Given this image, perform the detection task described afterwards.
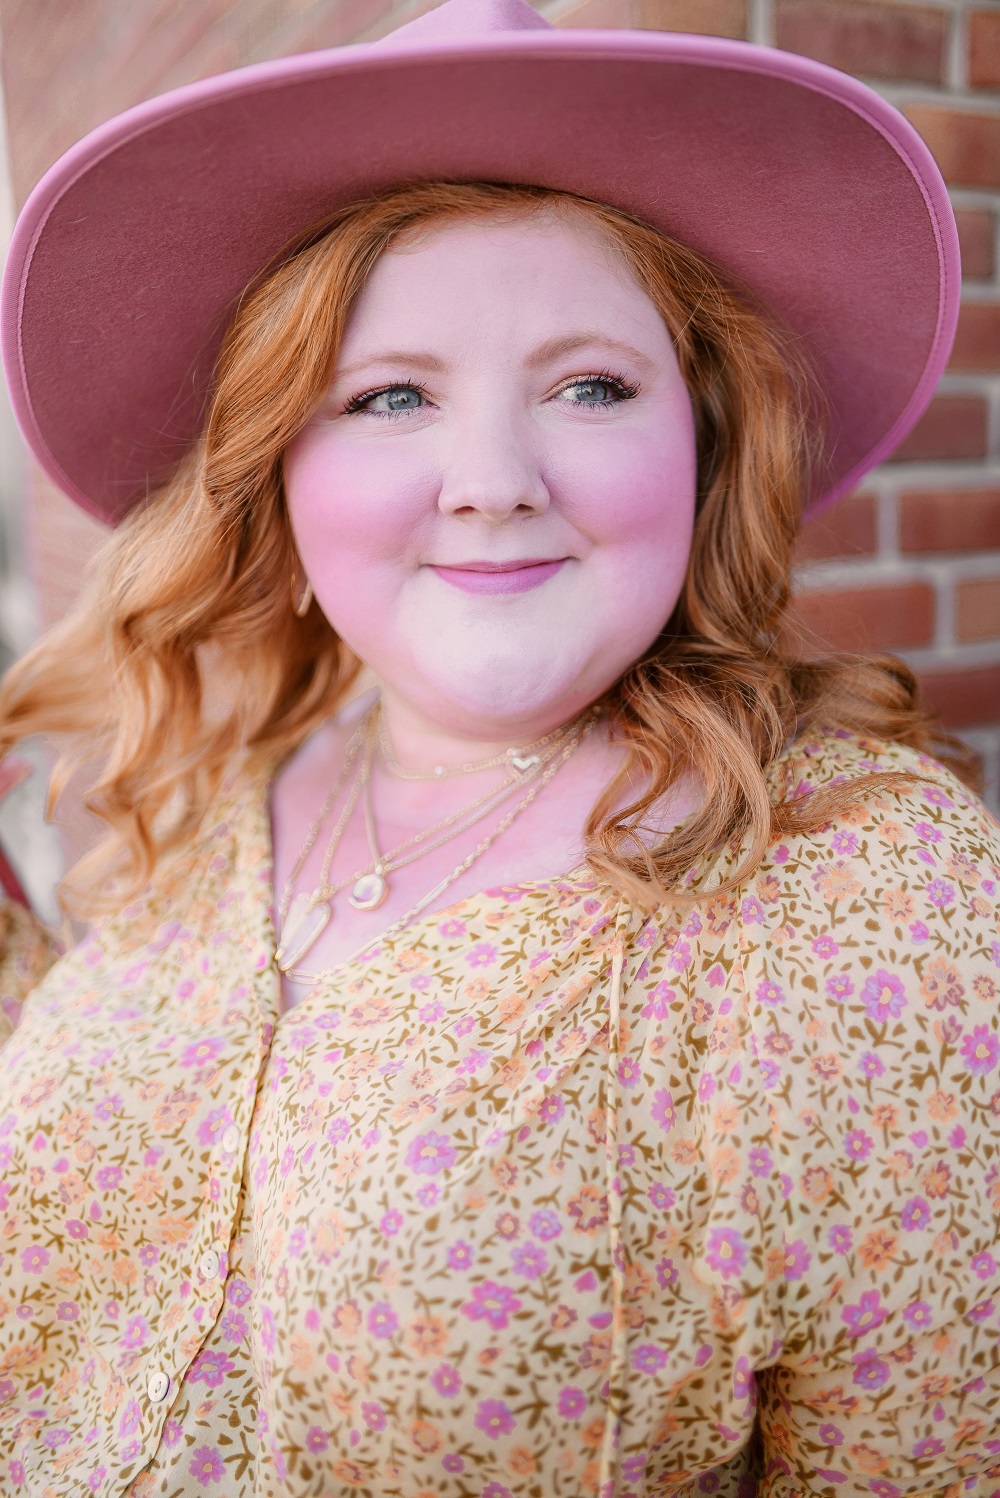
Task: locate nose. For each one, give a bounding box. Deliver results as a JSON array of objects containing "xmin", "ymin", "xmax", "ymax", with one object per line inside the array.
[{"xmin": 436, "ymin": 407, "xmax": 550, "ymax": 522}]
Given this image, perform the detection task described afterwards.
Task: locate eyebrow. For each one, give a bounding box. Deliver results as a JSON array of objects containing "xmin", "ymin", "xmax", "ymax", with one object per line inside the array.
[{"xmin": 334, "ymin": 333, "xmax": 654, "ymax": 383}]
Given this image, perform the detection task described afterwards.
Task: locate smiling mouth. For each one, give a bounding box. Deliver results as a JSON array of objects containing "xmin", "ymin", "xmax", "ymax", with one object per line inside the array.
[{"xmin": 428, "ymin": 559, "xmax": 568, "ymax": 595}]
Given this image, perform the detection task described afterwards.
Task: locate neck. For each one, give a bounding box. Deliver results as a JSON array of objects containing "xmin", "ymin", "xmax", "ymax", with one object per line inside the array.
[{"xmin": 376, "ymin": 688, "xmax": 589, "ymax": 775}]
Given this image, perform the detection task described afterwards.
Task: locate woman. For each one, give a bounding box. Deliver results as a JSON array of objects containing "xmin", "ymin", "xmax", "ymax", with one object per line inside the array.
[{"xmin": 0, "ymin": 1, "xmax": 996, "ymax": 1494}]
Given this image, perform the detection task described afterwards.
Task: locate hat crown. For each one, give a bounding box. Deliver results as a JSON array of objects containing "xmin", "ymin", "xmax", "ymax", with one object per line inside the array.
[{"xmin": 381, "ymin": 0, "xmax": 552, "ymax": 47}]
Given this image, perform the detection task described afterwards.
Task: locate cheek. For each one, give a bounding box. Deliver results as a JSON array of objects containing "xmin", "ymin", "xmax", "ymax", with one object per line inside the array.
[{"xmin": 283, "ymin": 425, "xmax": 435, "ymax": 563}]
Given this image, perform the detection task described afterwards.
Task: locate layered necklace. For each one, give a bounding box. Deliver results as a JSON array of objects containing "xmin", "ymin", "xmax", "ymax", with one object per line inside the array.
[{"xmin": 275, "ymin": 702, "xmax": 595, "ymax": 976}]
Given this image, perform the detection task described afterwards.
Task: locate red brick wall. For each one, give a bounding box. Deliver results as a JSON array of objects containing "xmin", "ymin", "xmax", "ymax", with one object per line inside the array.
[{"xmin": 1, "ymin": 0, "xmax": 999, "ymax": 803}]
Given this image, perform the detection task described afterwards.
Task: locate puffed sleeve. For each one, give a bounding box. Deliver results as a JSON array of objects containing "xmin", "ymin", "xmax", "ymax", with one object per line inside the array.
[
  {"xmin": 739, "ymin": 746, "xmax": 1000, "ymax": 1495},
  {"xmin": 0, "ymin": 899, "xmax": 60, "ymax": 1047}
]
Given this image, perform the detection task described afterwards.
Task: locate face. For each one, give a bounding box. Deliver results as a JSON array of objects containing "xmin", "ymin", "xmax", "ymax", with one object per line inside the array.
[{"xmin": 283, "ymin": 209, "xmax": 697, "ymax": 737}]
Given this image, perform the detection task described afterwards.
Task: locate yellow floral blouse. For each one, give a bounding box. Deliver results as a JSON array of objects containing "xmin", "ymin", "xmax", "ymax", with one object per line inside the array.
[{"xmin": 0, "ymin": 729, "xmax": 997, "ymax": 1498}]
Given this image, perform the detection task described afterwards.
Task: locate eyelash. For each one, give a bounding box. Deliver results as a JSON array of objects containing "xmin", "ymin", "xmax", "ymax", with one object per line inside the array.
[{"xmin": 341, "ymin": 368, "xmax": 641, "ymax": 418}]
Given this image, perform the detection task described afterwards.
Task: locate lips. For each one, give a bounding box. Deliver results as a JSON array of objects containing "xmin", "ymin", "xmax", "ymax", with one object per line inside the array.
[{"xmin": 428, "ymin": 558, "xmax": 567, "ymax": 595}]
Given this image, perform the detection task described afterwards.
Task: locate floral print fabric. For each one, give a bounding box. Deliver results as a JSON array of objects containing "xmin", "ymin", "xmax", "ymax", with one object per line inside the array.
[{"xmin": 0, "ymin": 729, "xmax": 997, "ymax": 1497}]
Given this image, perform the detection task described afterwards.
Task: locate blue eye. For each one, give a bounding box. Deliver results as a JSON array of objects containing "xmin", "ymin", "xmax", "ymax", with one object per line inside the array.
[
  {"xmin": 345, "ymin": 384, "xmax": 428, "ymax": 417},
  {"xmin": 557, "ymin": 373, "xmax": 639, "ymax": 406}
]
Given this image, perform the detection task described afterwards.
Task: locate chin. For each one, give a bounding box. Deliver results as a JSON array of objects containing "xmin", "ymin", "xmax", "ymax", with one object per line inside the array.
[{"xmin": 412, "ymin": 641, "xmax": 596, "ymax": 732}]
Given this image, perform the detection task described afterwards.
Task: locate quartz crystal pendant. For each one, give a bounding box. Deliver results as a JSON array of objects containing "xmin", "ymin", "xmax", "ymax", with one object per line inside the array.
[
  {"xmin": 349, "ymin": 870, "xmax": 389, "ymax": 911},
  {"xmin": 275, "ymin": 892, "xmax": 332, "ymax": 972}
]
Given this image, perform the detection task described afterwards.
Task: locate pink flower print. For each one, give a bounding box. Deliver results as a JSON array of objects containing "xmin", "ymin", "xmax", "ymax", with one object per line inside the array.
[
  {"xmin": 439, "ymin": 919, "xmax": 466, "ymax": 938},
  {"xmin": 474, "ymin": 1399, "xmax": 516, "ymax": 1439},
  {"xmin": 190, "ymin": 1350, "xmax": 235, "ymax": 1388},
  {"xmin": 830, "ymin": 830, "xmax": 859, "ymax": 856},
  {"xmin": 825, "ymin": 974, "xmax": 854, "ymax": 1003},
  {"xmin": 120, "ymin": 1315, "xmax": 149, "ymax": 1350},
  {"xmin": 828, "ymin": 1224, "xmax": 852, "ymax": 1254},
  {"xmin": 967, "ymin": 1298, "xmax": 995, "ymax": 1324},
  {"xmin": 462, "ymin": 1281, "xmax": 522, "ymax": 1330},
  {"xmin": 189, "ymin": 1446, "xmax": 225, "ymax": 1484},
  {"xmin": 447, "ymin": 1239, "xmax": 475, "ymax": 1271},
  {"xmin": 755, "ymin": 979, "xmax": 785, "ymax": 1007},
  {"xmin": 197, "ymin": 1107, "xmax": 234, "ymax": 1150},
  {"xmin": 913, "ymin": 1436, "xmax": 945, "ymax": 1460},
  {"xmin": 631, "ymin": 1343, "xmax": 668, "ymax": 1374},
  {"xmin": 180, "ymin": 1037, "xmax": 224, "ymax": 1068},
  {"xmin": 453, "ymin": 1014, "xmax": 477, "ymax": 1036},
  {"xmin": 456, "ymin": 1048, "xmax": 490, "ymax": 1076},
  {"xmin": 844, "ymin": 1128, "xmax": 874, "ymax": 1162},
  {"xmin": 961, "ymin": 1025, "xmax": 1000, "ymax": 1076},
  {"xmin": 56, "ymin": 1301, "xmax": 79, "ymax": 1321},
  {"xmin": 259, "ymin": 1305, "xmax": 276, "ymax": 1355},
  {"xmin": 19, "ymin": 1245, "xmax": 49, "ymax": 1274},
  {"xmin": 118, "ymin": 1399, "xmax": 142, "ymax": 1438},
  {"xmin": 405, "ymin": 1132, "xmax": 456, "ymax": 1175},
  {"xmin": 811, "ymin": 935, "xmax": 839, "ymax": 958},
  {"xmin": 416, "ymin": 1183, "xmax": 439, "ymax": 1209},
  {"xmin": 219, "ymin": 1311, "xmax": 247, "ymax": 1343},
  {"xmin": 65, "ymin": 1219, "xmax": 88, "ymax": 1240},
  {"xmin": 704, "ymin": 1228, "xmax": 748, "ymax": 1280},
  {"xmin": 367, "ymin": 1302, "xmax": 399, "ymax": 1340},
  {"xmin": 900, "ymin": 1196, "xmax": 931, "ymax": 1231},
  {"xmin": 529, "ymin": 1210, "xmax": 561, "ymax": 1241},
  {"xmin": 511, "ymin": 1242, "xmax": 548, "ymax": 1279},
  {"xmin": 925, "ymin": 879, "xmax": 955, "ymax": 909},
  {"xmin": 557, "ymin": 1386, "xmax": 587, "ymax": 1419},
  {"xmin": 482, "ymin": 1484, "xmax": 513, "ymax": 1498},
  {"xmin": 642, "ymin": 981, "xmax": 674, "ymax": 1020},
  {"xmin": 138, "ymin": 1242, "xmax": 159, "ymax": 1266},
  {"xmin": 465, "ymin": 943, "xmax": 497, "ymax": 968},
  {"xmin": 361, "ymin": 1401, "xmax": 387, "ymax": 1430},
  {"xmin": 757, "ymin": 1058, "xmax": 780, "ymax": 1089},
  {"xmin": 741, "ymin": 896, "xmax": 766, "ymax": 925},
  {"xmin": 159, "ymin": 1417, "xmax": 182, "ymax": 1446},
  {"xmin": 902, "ymin": 1299, "xmax": 933, "ymax": 1330},
  {"xmin": 862, "ymin": 969, "xmax": 907, "ymax": 1023},
  {"xmin": 732, "ymin": 1355, "xmax": 755, "ymax": 1408},
  {"xmin": 858, "ymin": 1051, "xmax": 884, "ymax": 1078},
  {"xmin": 914, "ymin": 822, "xmax": 943, "ymax": 843},
  {"xmin": 818, "ymin": 1424, "xmax": 844, "ymax": 1447},
  {"xmin": 380, "ymin": 1209, "xmax": 403, "ymax": 1238},
  {"xmin": 782, "ymin": 1239, "xmax": 811, "ymax": 1281},
  {"xmin": 227, "ymin": 1276, "xmax": 251, "ymax": 1307},
  {"xmin": 972, "ymin": 1252, "xmax": 997, "ymax": 1280},
  {"xmin": 651, "ymin": 1088, "xmax": 675, "ymax": 1132},
  {"xmin": 418, "ymin": 1000, "xmax": 445, "ymax": 1024},
  {"xmin": 655, "ymin": 1256, "xmax": 679, "ymax": 1289},
  {"xmin": 442, "ymin": 1454, "xmax": 465, "ymax": 1473},
  {"xmin": 496, "ymin": 1211, "xmax": 520, "ymax": 1240},
  {"xmin": 667, "ymin": 940, "xmax": 691, "ymax": 972},
  {"xmin": 841, "ymin": 1290, "xmax": 887, "ymax": 1338},
  {"xmin": 648, "ymin": 1183, "xmax": 675, "ymax": 1211},
  {"xmin": 538, "ymin": 1094, "xmax": 565, "ymax": 1125},
  {"xmin": 617, "ymin": 1057, "xmax": 642, "ymax": 1089},
  {"xmin": 305, "ymin": 1427, "xmax": 329, "ymax": 1453},
  {"xmin": 326, "ymin": 1117, "xmax": 350, "ymax": 1145},
  {"xmin": 748, "ymin": 1146, "xmax": 773, "ymax": 1178},
  {"xmin": 10, "ymin": 1460, "xmax": 26, "ymax": 1486},
  {"xmin": 852, "ymin": 1348, "xmax": 891, "ymax": 1391},
  {"xmin": 95, "ymin": 1166, "xmax": 123, "ymax": 1191},
  {"xmin": 431, "ymin": 1362, "xmax": 463, "ymax": 1398}
]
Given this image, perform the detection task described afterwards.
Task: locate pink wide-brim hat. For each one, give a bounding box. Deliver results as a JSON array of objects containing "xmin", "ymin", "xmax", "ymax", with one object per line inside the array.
[{"xmin": 2, "ymin": 0, "xmax": 958, "ymax": 526}]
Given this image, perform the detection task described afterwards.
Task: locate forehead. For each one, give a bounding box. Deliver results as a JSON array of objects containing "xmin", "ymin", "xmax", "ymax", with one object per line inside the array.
[{"xmin": 336, "ymin": 208, "xmax": 668, "ymax": 356}]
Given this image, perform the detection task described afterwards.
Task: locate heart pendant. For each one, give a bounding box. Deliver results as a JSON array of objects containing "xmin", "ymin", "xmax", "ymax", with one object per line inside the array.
[
  {"xmin": 275, "ymin": 893, "xmax": 332, "ymax": 972},
  {"xmin": 349, "ymin": 871, "xmax": 388, "ymax": 911},
  {"xmin": 509, "ymin": 753, "xmax": 541, "ymax": 773}
]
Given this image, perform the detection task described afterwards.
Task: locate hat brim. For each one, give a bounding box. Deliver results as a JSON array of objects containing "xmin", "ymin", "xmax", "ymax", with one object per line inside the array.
[{"xmin": 1, "ymin": 29, "xmax": 958, "ymax": 525}]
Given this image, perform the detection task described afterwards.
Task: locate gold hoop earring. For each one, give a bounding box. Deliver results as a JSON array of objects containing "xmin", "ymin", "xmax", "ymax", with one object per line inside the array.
[{"xmin": 291, "ymin": 572, "xmax": 313, "ymax": 617}]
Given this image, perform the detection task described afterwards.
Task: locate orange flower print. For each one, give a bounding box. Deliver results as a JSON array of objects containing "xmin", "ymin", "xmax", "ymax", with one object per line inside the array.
[
  {"xmin": 926, "ymin": 1090, "xmax": 957, "ymax": 1122},
  {"xmin": 921, "ymin": 1161, "xmax": 952, "ymax": 1199},
  {"xmin": 920, "ymin": 955, "xmax": 965, "ymax": 1011},
  {"xmin": 857, "ymin": 1228, "xmax": 897, "ymax": 1271},
  {"xmin": 811, "ymin": 860, "xmax": 862, "ymax": 903},
  {"xmin": 406, "ymin": 1315, "xmax": 448, "ymax": 1358},
  {"xmin": 567, "ymin": 1184, "xmax": 609, "ymax": 1235}
]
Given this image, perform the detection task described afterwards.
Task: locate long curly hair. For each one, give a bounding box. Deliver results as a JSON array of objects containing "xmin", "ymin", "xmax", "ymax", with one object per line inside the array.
[{"xmin": 0, "ymin": 180, "xmax": 973, "ymax": 916}]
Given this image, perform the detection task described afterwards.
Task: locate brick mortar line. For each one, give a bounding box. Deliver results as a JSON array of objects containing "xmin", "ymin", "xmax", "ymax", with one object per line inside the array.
[
  {"xmin": 796, "ymin": 553, "xmax": 1000, "ymax": 589},
  {"xmin": 897, "ymin": 639, "xmax": 1000, "ymax": 670},
  {"xmin": 875, "ymin": 83, "xmax": 1000, "ymax": 111}
]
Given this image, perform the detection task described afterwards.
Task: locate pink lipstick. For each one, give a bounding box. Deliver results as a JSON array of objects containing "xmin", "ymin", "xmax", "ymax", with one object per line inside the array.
[{"xmin": 429, "ymin": 558, "xmax": 567, "ymax": 595}]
